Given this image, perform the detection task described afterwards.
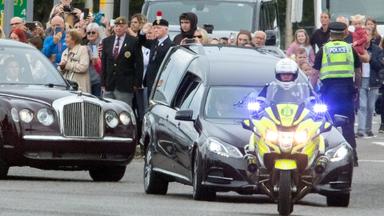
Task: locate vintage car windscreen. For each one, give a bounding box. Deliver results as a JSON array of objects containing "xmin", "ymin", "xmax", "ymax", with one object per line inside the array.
[
  {"xmin": 0, "ymin": 47, "xmax": 67, "ymax": 86},
  {"xmin": 205, "ymin": 86, "xmax": 262, "ymax": 119}
]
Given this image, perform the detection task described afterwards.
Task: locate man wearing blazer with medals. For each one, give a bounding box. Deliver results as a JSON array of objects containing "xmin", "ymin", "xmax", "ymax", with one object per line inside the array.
[
  {"xmin": 139, "ymin": 14, "xmax": 173, "ymax": 94},
  {"xmin": 101, "ymin": 16, "xmax": 143, "ymax": 107}
]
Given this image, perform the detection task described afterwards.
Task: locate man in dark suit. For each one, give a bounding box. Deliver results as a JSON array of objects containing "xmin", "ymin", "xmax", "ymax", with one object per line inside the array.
[
  {"xmin": 101, "ymin": 16, "xmax": 143, "ymax": 107},
  {"xmin": 139, "ymin": 18, "xmax": 173, "ymax": 94}
]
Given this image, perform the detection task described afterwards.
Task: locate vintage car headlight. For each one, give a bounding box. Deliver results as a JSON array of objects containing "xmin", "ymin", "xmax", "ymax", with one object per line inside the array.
[
  {"xmin": 105, "ymin": 110, "xmax": 119, "ymax": 128},
  {"xmin": 11, "ymin": 108, "xmax": 19, "ymax": 122},
  {"xmin": 119, "ymin": 112, "xmax": 131, "ymax": 125},
  {"xmin": 37, "ymin": 108, "xmax": 54, "ymax": 126},
  {"xmin": 19, "ymin": 109, "xmax": 34, "ymax": 123},
  {"xmin": 206, "ymin": 138, "xmax": 243, "ymax": 158},
  {"xmin": 325, "ymin": 143, "xmax": 349, "ymax": 162}
]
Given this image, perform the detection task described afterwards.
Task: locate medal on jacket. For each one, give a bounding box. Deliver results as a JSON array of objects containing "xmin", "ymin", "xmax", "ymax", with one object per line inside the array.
[{"xmin": 124, "ymin": 51, "xmax": 131, "ymax": 59}]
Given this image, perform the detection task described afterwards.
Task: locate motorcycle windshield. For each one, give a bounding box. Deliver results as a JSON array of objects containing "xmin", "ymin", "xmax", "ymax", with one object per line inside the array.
[{"xmin": 266, "ymin": 82, "xmax": 311, "ymax": 105}]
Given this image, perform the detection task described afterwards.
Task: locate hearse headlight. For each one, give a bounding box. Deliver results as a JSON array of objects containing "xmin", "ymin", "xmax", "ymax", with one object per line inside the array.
[
  {"xmin": 105, "ymin": 110, "xmax": 119, "ymax": 128},
  {"xmin": 19, "ymin": 109, "xmax": 34, "ymax": 123},
  {"xmin": 37, "ymin": 108, "xmax": 54, "ymax": 126}
]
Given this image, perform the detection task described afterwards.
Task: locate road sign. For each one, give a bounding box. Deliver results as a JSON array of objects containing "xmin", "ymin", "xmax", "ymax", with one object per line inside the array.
[{"xmin": 0, "ymin": 0, "xmax": 27, "ymax": 27}]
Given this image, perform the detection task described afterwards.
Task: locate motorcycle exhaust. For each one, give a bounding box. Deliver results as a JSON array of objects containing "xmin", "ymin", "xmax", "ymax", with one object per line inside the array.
[{"xmin": 315, "ymin": 156, "xmax": 329, "ymax": 174}]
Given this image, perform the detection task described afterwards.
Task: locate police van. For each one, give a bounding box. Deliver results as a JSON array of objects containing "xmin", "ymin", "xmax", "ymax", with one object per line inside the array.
[{"xmin": 141, "ymin": 0, "xmax": 281, "ymax": 46}]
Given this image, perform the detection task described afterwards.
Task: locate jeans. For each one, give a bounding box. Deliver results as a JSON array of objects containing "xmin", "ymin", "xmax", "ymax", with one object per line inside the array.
[
  {"xmin": 103, "ymin": 89, "xmax": 134, "ymax": 107},
  {"xmin": 357, "ymin": 78, "xmax": 379, "ymax": 133}
]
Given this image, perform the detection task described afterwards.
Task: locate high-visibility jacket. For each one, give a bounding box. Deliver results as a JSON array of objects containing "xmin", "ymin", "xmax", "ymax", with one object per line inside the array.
[{"xmin": 320, "ymin": 40, "xmax": 354, "ymax": 80}]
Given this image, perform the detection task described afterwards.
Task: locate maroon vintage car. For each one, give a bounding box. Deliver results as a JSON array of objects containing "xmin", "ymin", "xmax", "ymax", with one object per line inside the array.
[{"xmin": 0, "ymin": 40, "xmax": 137, "ymax": 181}]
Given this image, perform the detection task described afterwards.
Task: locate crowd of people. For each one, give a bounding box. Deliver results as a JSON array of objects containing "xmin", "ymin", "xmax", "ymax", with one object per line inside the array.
[{"xmin": 1, "ymin": 1, "xmax": 384, "ymax": 165}]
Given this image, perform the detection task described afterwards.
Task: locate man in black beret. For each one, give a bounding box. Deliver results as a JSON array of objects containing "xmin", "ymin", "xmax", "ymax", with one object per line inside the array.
[
  {"xmin": 101, "ymin": 16, "xmax": 143, "ymax": 107},
  {"xmin": 312, "ymin": 21, "xmax": 362, "ymax": 167},
  {"xmin": 139, "ymin": 17, "xmax": 174, "ymax": 94}
]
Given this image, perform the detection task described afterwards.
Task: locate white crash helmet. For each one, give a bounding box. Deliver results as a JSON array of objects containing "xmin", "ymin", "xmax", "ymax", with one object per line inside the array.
[{"xmin": 275, "ymin": 58, "xmax": 299, "ymax": 89}]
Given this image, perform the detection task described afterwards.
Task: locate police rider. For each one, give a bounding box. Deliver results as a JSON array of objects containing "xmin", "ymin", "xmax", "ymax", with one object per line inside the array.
[
  {"xmin": 312, "ymin": 22, "xmax": 362, "ymax": 167},
  {"xmin": 259, "ymin": 58, "xmax": 312, "ymax": 97}
]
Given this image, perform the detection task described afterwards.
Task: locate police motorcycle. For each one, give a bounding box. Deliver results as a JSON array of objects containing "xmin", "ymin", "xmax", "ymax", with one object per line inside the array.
[{"xmin": 240, "ymin": 80, "xmax": 353, "ymax": 216}]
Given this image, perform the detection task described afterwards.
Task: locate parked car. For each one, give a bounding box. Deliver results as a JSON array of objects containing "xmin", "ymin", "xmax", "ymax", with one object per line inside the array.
[
  {"xmin": 0, "ymin": 40, "xmax": 137, "ymax": 182},
  {"xmin": 142, "ymin": 0, "xmax": 281, "ymax": 45},
  {"xmin": 140, "ymin": 44, "xmax": 283, "ymax": 199}
]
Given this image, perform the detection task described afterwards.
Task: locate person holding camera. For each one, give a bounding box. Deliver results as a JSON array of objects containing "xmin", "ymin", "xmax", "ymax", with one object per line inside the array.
[
  {"xmin": 49, "ymin": 0, "xmax": 81, "ymax": 22},
  {"xmin": 42, "ymin": 16, "xmax": 67, "ymax": 66},
  {"xmin": 173, "ymin": 12, "xmax": 198, "ymax": 45}
]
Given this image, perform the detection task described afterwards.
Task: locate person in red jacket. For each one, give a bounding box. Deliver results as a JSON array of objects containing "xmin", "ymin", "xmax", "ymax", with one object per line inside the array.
[{"xmin": 351, "ymin": 14, "xmax": 368, "ymax": 55}]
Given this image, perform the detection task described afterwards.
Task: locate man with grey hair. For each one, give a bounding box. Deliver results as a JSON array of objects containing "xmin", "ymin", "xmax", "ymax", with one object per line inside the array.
[
  {"xmin": 336, "ymin": 16, "xmax": 353, "ymax": 43},
  {"xmin": 10, "ymin": 17, "xmax": 25, "ymax": 32},
  {"xmin": 42, "ymin": 16, "xmax": 67, "ymax": 66},
  {"xmin": 252, "ymin": 31, "xmax": 266, "ymax": 48}
]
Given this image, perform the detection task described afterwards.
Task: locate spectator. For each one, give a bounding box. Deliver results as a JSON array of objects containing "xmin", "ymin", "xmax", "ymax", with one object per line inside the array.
[
  {"xmin": 236, "ymin": 30, "xmax": 252, "ymax": 47},
  {"xmin": 252, "ymin": 31, "xmax": 266, "ymax": 48},
  {"xmin": 0, "ymin": 26, "xmax": 4, "ymax": 38},
  {"xmin": 310, "ymin": 11, "xmax": 330, "ymax": 50},
  {"xmin": 299, "ymin": 62, "xmax": 313, "ymax": 78},
  {"xmin": 9, "ymin": 29, "xmax": 28, "ymax": 43},
  {"xmin": 86, "ymin": 23, "xmax": 104, "ymax": 96},
  {"xmin": 31, "ymin": 21, "xmax": 46, "ymax": 40},
  {"xmin": 173, "ymin": 12, "xmax": 198, "ymax": 45},
  {"xmin": 365, "ymin": 17, "xmax": 382, "ymax": 46},
  {"xmin": 193, "ymin": 27, "xmax": 209, "ymax": 44},
  {"xmin": 42, "ymin": 16, "xmax": 67, "ymax": 66},
  {"xmin": 356, "ymin": 28, "xmax": 384, "ymax": 137},
  {"xmin": 139, "ymin": 18, "xmax": 172, "ymax": 92},
  {"xmin": 210, "ymin": 38, "xmax": 219, "ymax": 45},
  {"xmin": 49, "ymin": 0, "xmax": 81, "ymax": 23},
  {"xmin": 286, "ymin": 29, "xmax": 315, "ymax": 65},
  {"xmin": 129, "ymin": 13, "xmax": 147, "ymax": 37},
  {"xmin": 219, "ymin": 37, "xmax": 228, "ymax": 45},
  {"xmin": 350, "ymin": 14, "xmax": 368, "ymax": 55},
  {"xmin": 10, "ymin": 17, "xmax": 26, "ymax": 32},
  {"xmin": 336, "ymin": 16, "xmax": 353, "ymax": 43},
  {"xmin": 293, "ymin": 47, "xmax": 310, "ymax": 66},
  {"xmin": 142, "ymin": 23, "xmax": 155, "ymax": 81},
  {"xmin": 101, "ymin": 17, "xmax": 143, "ymax": 107},
  {"xmin": 58, "ymin": 29, "xmax": 90, "ymax": 92},
  {"xmin": 74, "ymin": 22, "xmax": 88, "ymax": 45}
]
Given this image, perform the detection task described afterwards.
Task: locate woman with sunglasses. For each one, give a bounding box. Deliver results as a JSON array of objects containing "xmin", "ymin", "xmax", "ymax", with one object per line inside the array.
[
  {"xmin": 193, "ymin": 27, "xmax": 209, "ymax": 44},
  {"xmin": 86, "ymin": 22, "xmax": 105, "ymax": 96}
]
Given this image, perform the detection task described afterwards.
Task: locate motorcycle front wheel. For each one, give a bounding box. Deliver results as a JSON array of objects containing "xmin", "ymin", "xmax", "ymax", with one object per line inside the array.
[{"xmin": 278, "ymin": 170, "xmax": 294, "ymax": 216}]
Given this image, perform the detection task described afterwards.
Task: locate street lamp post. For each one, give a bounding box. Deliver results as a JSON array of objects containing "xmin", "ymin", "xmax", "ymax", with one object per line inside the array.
[
  {"xmin": 4, "ymin": 0, "xmax": 14, "ymax": 36},
  {"xmin": 120, "ymin": 0, "xmax": 130, "ymax": 19},
  {"xmin": 26, "ymin": 0, "xmax": 34, "ymax": 22}
]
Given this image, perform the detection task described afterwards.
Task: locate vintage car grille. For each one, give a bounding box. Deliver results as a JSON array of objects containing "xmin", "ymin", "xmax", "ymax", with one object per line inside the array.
[{"xmin": 62, "ymin": 102, "xmax": 103, "ymax": 137}]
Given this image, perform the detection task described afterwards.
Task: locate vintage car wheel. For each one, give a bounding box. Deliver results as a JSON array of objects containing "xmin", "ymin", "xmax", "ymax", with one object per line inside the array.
[
  {"xmin": 89, "ymin": 166, "xmax": 126, "ymax": 182},
  {"xmin": 192, "ymin": 150, "xmax": 216, "ymax": 201},
  {"xmin": 278, "ymin": 170, "xmax": 293, "ymax": 216},
  {"xmin": 143, "ymin": 146, "xmax": 168, "ymax": 195},
  {"xmin": 326, "ymin": 193, "xmax": 350, "ymax": 207}
]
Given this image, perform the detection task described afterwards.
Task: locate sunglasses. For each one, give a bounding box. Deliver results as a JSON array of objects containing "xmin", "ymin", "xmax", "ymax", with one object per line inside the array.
[
  {"xmin": 194, "ymin": 35, "xmax": 202, "ymax": 38},
  {"xmin": 87, "ymin": 31, "xmax": 97, "ymax": 35},
  {"xmin": 10, "ymin": 22, "xmax": 21, "ymax": 26}
]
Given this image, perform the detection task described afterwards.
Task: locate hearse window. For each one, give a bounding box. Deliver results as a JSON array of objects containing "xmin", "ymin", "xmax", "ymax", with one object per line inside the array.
[
  {"xmin": 188, "ymin": 84, "xmax": 205, "ymax": 119},
  {"xmin": 153, "ymin": 49, "xmax": 194, "ymax": 105},
  {"xmin": 175, "ymin": 73, "xmax": 201, "ymax": 110}
]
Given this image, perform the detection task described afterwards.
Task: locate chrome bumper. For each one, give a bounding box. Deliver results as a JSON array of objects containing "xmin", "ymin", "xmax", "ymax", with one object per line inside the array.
[{"xmin": 23, "ymin": 135, "xmax": 133, "ymax": 143}]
